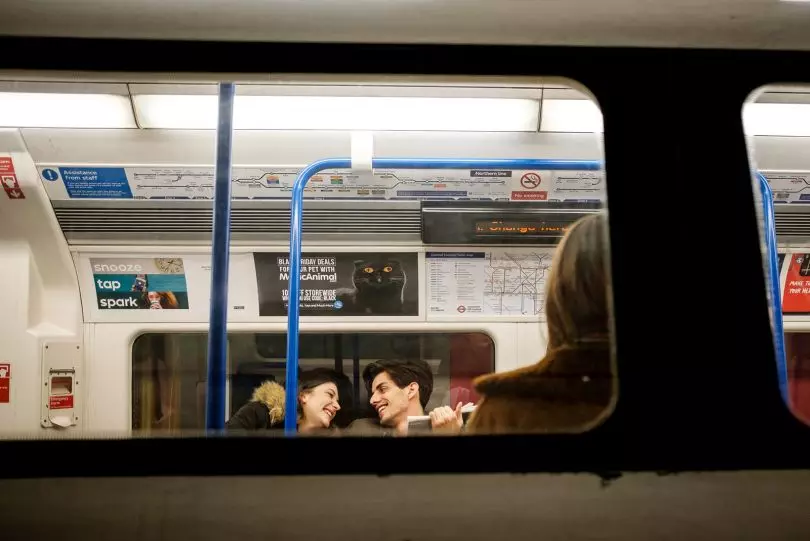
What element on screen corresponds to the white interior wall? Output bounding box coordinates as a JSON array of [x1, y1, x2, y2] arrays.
[[0, 131, 82, 435]]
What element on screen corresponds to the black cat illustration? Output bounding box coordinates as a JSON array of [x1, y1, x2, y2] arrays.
[[336, 260, 407, 314]]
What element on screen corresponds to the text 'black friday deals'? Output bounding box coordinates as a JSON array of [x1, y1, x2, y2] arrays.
[[254, 252, 419, 316]]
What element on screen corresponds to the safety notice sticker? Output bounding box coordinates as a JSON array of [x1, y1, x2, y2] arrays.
[[0, 157, 24, 200], [46, 167, 133, 199], [0, 363, 10, 404]]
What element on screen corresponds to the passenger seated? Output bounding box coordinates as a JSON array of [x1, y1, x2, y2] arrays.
[[346, 359, 465, 436], [226, 368, 347, 434], [466, 213, 614, 434]]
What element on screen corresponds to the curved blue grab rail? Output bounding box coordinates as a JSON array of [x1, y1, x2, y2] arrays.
[[758, 172, 789, 400], [284, 158, 601, 434], [202, 140, 791, 432]]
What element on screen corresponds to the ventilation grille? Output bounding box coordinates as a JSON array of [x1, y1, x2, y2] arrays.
[[56, 205, 810, 243], [775, 211, 810, 239], [53, 206, 421, 242]]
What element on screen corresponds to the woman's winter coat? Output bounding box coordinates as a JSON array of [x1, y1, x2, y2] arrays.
[[466, 343, 614, 434], [226, 381, 285, 430]]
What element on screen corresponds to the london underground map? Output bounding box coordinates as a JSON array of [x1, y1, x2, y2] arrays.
[[427, 248, 555, 318]]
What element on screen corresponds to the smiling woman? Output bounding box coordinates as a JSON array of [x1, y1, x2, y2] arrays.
[[297, 368, 346, 433], [225, 367, 348, 433]]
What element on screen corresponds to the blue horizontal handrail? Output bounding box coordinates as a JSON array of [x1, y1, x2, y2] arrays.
[[203, 146, 790, 433]]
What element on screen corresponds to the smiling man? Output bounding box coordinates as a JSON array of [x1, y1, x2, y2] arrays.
[[347, 359, 463, 436]]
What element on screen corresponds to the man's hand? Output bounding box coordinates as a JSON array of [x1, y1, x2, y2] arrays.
[[429, 402, 472, 434]]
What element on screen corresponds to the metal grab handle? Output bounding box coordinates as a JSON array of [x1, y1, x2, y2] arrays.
[[758, 173, 789, 400], [284, 158, 601, 434]]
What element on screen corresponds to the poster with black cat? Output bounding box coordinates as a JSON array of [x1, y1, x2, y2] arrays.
[[254, 252, 419, 316]]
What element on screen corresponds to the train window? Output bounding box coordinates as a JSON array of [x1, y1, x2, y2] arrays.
[[132, 332, 495, 433], [132, 333, 210, 431], [0, 75, 615, 438], [785, 333, 810, 425], [745, 84, 810, 426]]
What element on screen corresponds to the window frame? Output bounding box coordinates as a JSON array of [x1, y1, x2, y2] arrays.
[[2, 38, 810, 477]]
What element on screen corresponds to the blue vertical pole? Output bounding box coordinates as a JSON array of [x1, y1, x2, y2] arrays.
[[758, 173, 788, 401], [285, 158, 351, 435], [205, 83, 235, 431]]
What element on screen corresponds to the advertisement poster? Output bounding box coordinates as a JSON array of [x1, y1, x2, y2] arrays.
[[783, 253, 810, 314], [91, 257, 189, 310], [254, 252, 419, 316]]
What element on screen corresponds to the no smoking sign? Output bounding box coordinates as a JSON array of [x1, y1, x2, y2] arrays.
[[520, 172, 542, 189]]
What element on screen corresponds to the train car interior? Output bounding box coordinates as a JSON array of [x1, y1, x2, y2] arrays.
[[4, 8, 810, 535], [752, 84, 810, 425], [3, 78, 810, 437], [0, 76, 611, 436]]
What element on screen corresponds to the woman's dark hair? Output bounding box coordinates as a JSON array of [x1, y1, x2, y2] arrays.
[[362, 359, 434, 409], [545, 213, 611, 351], [296, 368, 354, 428], [298, 368, 346, 393]]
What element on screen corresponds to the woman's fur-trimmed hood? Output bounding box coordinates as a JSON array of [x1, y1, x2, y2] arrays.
[[251, 381, 285, 424]]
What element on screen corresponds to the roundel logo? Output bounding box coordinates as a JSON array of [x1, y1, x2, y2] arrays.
[[520, 172, 542, 189], [41, 169, 60, 181], [457, 305, 466, 313]]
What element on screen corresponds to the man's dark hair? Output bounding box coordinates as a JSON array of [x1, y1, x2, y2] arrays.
[[362, 359, 433, 409]]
